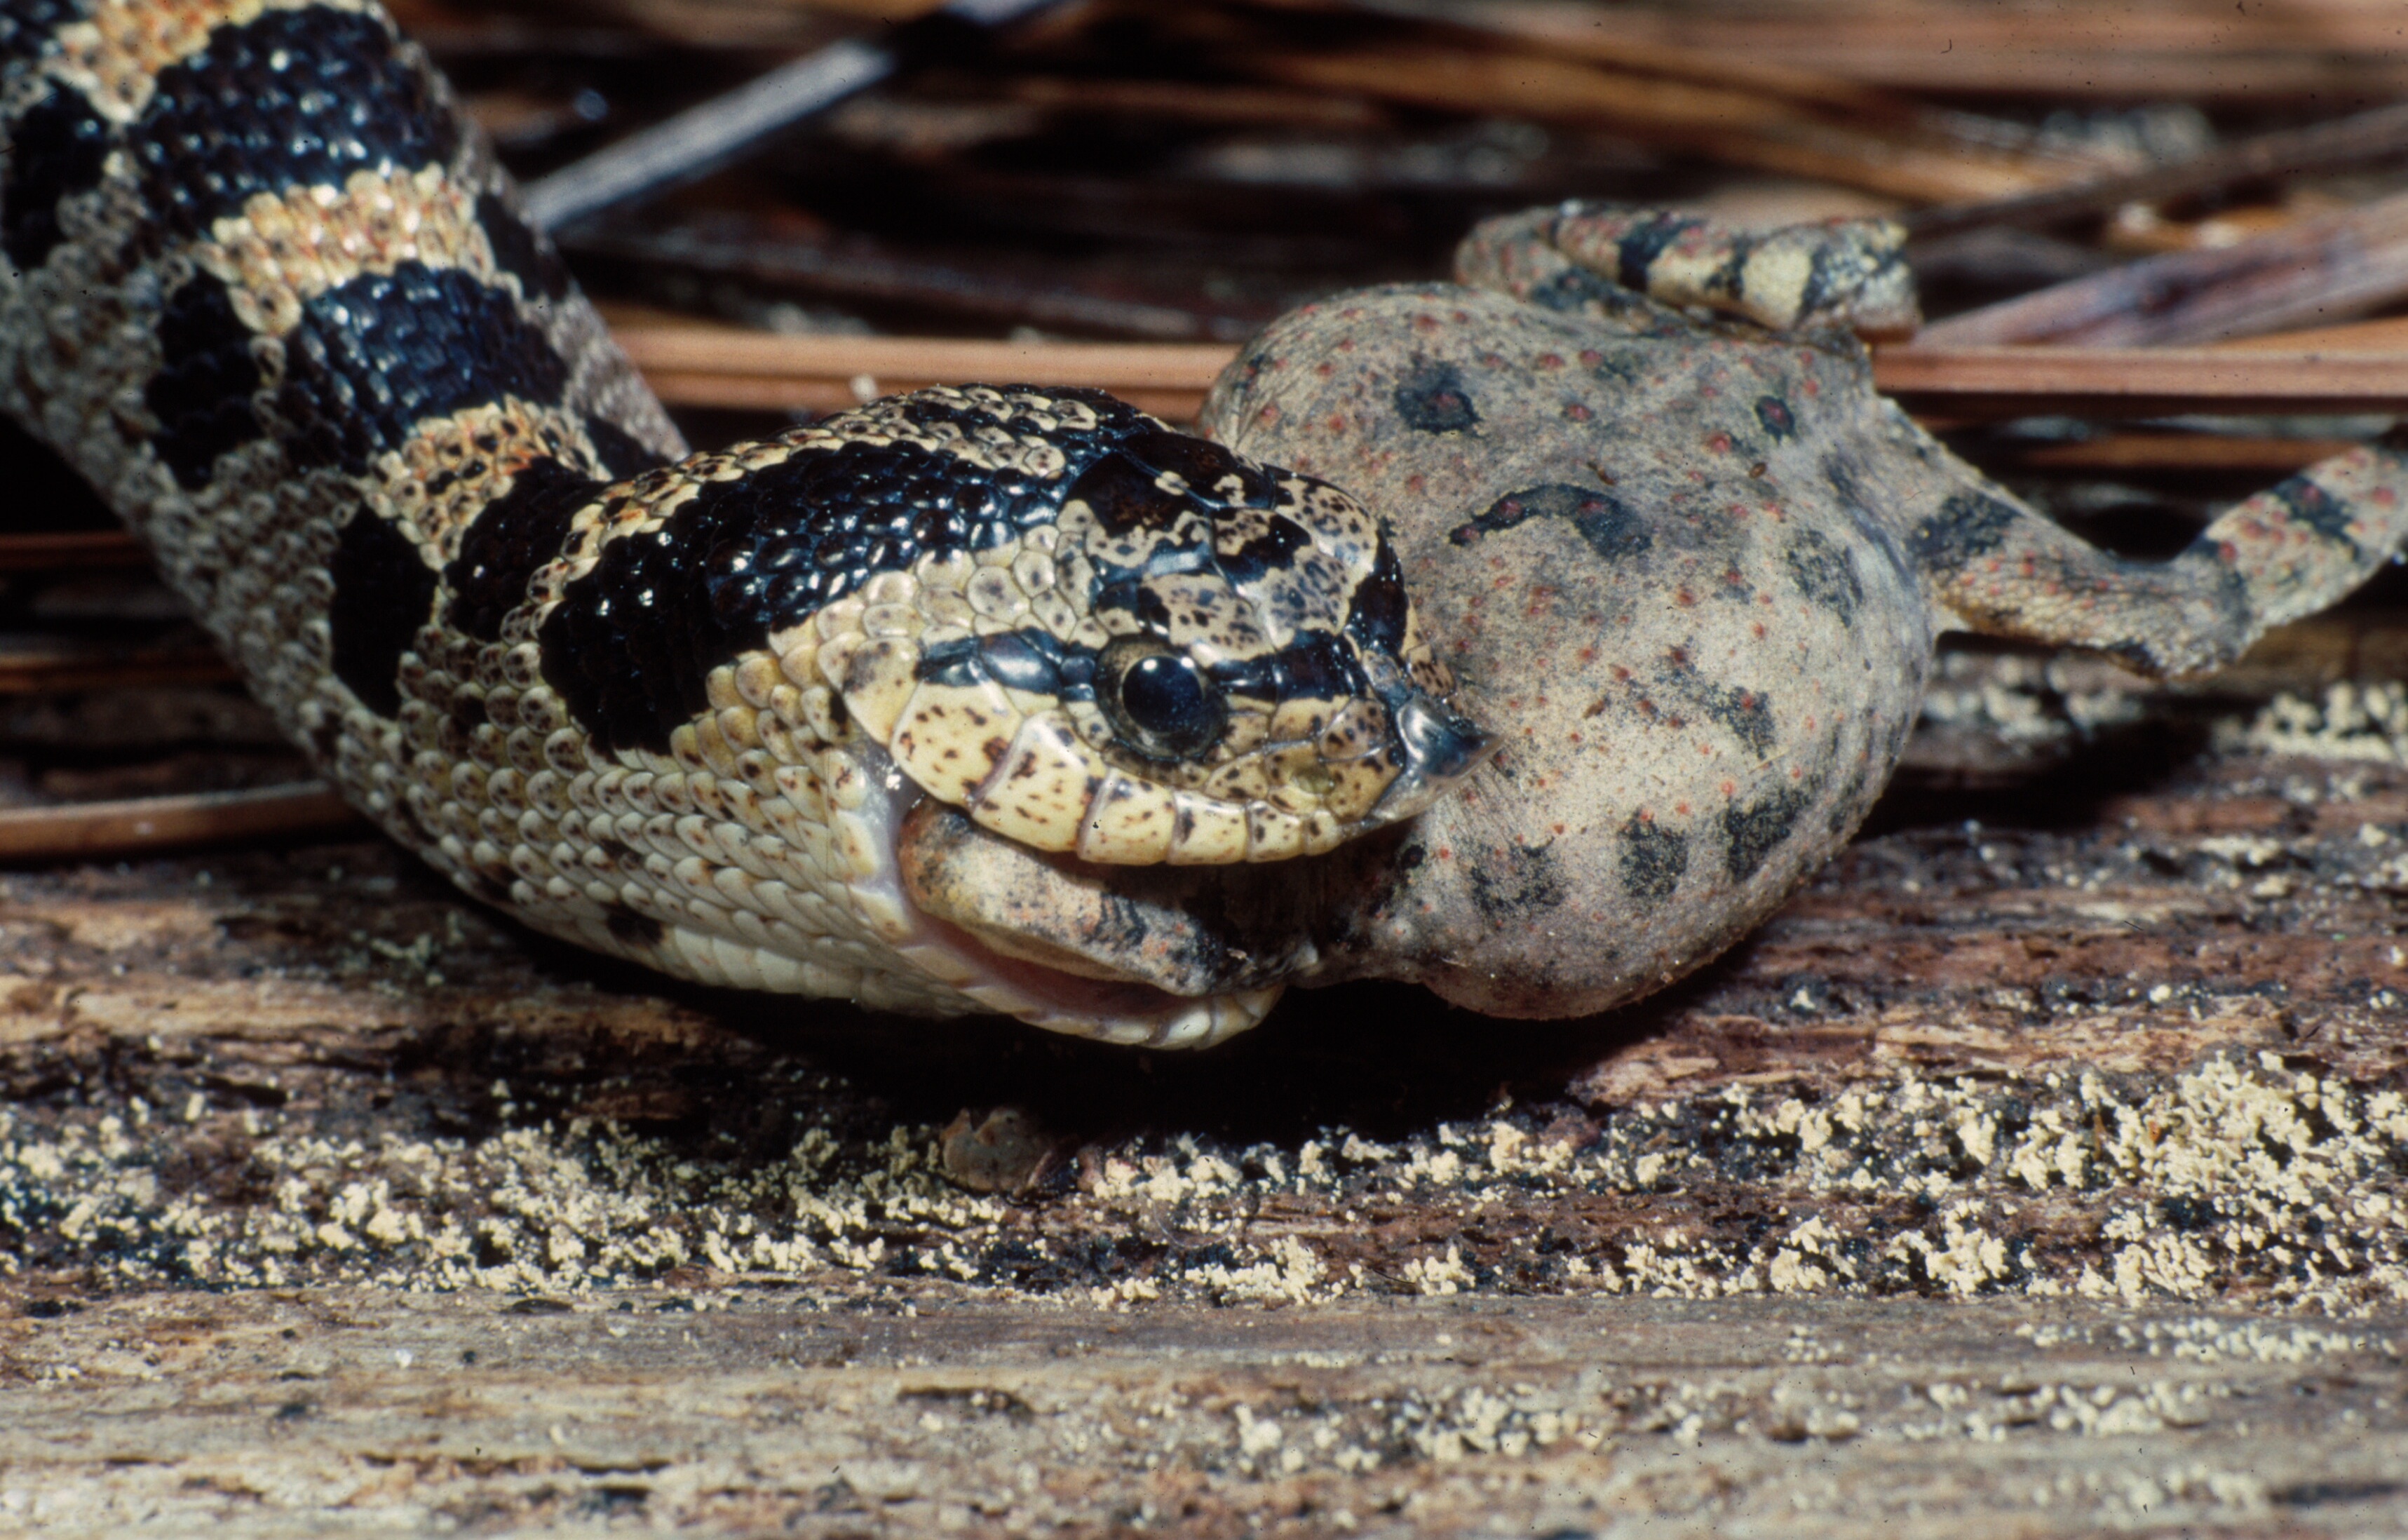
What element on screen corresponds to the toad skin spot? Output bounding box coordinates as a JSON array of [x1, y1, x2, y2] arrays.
[[1393, 360, 1481, 433]]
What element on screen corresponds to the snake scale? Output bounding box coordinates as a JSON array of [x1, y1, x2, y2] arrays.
[[0, 0, 1494, 1047]]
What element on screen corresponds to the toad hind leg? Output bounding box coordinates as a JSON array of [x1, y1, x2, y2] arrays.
[[1462, 203, 2408, 682], [1910, 435, 2408, 680]]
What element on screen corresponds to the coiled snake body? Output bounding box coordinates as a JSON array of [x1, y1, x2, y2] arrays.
[[0, 0, 1490, 1046]]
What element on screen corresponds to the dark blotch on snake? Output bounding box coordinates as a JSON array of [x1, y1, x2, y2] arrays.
[[1064, 450, 1179, 533], [606, 905, 663, 947], [146, 271, 265, 489], [129, 5, 454, 241], [330, 508, 438, 717], [1122, 424, 1276, 505], [1213, 513, 1309, 586], [476, 191, 570, 301], [1341, 536, 1410, 658], [277, 262, 568, 474], [582, 414, 668, 479], [2, 83, 109, 270], [2273, 478, 2358, 543], [0, 0, 94, 68], [444, 457, 603, 642], [1611, 212, 1705, 292], [919, 629, 1095, 700], [542, 391, 1156, 752]]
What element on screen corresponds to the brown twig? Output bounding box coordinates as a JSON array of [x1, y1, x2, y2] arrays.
[[1317, 0, 2108, 166], [1537, 5, 2408, 99], [0, 531, 145, 572], [520, 0, 1070, 229], [0, 783, 361, 862], [1230, 42, 2076, 205], [1915, 192, 2408, 349], [561, 219, 1280, 343], [614, 325, 1233, 418], [1872, 346, 2408, 419], [1909, 102, 2408, 240], [0, 637, 236, 694], [2007, 434, 2358, 474], [2215, 314, 2408, 353], [609, 323, 2408, 423]]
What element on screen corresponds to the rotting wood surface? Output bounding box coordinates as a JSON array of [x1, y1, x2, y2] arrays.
[[3, 1288, 2401, 1536], [3, 682, 2407, 1532]]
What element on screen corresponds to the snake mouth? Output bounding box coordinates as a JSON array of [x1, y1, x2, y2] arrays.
[[848, 752, 1284, 1049]]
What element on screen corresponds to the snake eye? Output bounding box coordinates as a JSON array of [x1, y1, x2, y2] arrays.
[[1106, 646, 1224, 760]]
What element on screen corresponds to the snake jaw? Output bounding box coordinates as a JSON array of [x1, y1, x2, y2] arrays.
[[834, 746, 1286, 1047]]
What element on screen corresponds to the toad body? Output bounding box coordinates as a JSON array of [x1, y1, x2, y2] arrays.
[[900, 205, 2408, 1025]]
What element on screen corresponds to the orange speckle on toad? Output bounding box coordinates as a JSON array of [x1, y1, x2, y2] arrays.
[[1719, 780, 1736, 797]]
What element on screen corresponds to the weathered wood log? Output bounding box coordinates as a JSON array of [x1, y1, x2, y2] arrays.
[[2, 1288, 2399, 1536]]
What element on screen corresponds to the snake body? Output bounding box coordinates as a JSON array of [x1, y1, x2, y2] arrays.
[[0, 0, 1489, 1046]]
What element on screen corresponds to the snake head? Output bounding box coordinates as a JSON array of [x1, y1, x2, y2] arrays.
[[801, 396, 1492, 864]]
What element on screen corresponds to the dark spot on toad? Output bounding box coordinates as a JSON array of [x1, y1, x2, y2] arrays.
[[1724, 785, 1810, 883], [1525, 266, 1622, 313], [1466, 842, 1567, 924], [1619, 816, 1688, 902], [1754, 396, 1796, 440], [1700, 684, 1776, 757], [1784, 527, 1862, 626], [1393, 360, 1479, 433], [1450, 484, 1649, 562], [1909, 490, 2023, 572], [2271, 477, 2357, 543]]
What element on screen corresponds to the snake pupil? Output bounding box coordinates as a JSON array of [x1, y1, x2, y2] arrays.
[[1117, 652, 1222, 758]]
